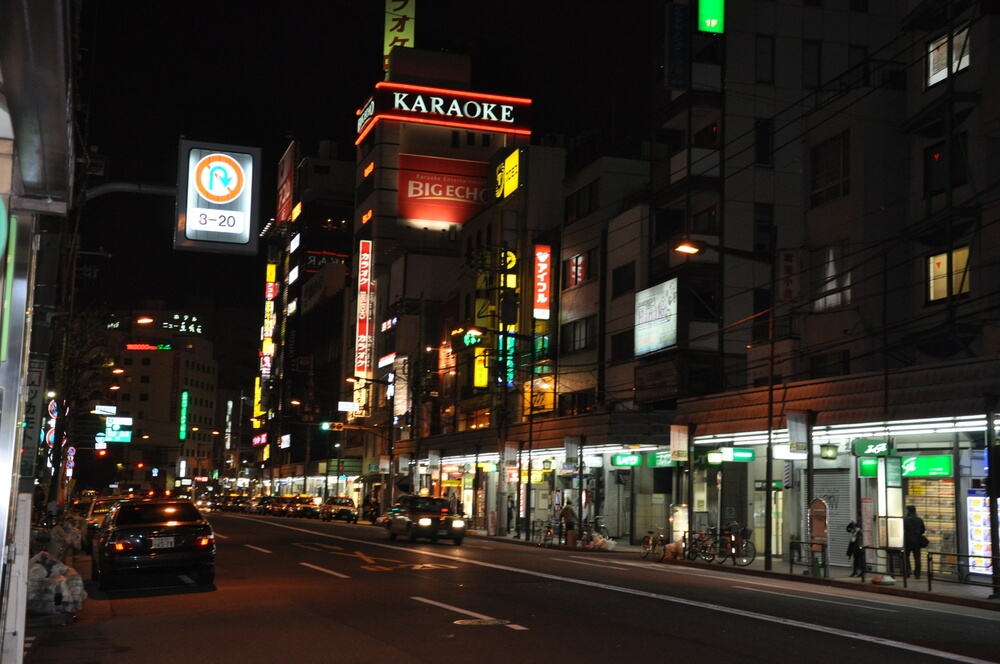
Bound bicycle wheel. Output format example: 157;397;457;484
599;526;611;540
640;534;654;558
695;539;715;562
734;540;756;566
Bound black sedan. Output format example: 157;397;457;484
91;498;216;590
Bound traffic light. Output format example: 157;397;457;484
96;449;107;457
136;461;145;469
321;422;331;431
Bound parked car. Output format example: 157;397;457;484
288;496;320;519
83;496;131;553
386;495;465;545
271;495;297;517
246;495;275;514
319;497;359;523
91;498;216;590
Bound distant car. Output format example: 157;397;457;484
319;497;359;523
386;495;465;545
91;498;216;590
271;495;297;517
288;496;320;519
83;496;131;553
247;496;275;514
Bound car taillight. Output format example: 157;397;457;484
196;533;215;547
112;535;134;552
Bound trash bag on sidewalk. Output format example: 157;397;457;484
27;551;87;615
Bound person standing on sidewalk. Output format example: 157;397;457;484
846;518;864;576
904;505;926;579
560;499;578;547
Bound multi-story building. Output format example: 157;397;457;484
669;0;1000;577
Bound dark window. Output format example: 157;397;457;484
923;134;968;196
754;204;774;254
754;119;773;166
141;358;151;366
809;351;851;379
140;375;150;384
451;131;460;148
847;45;869;86
752;288;770;343
611;262;636;298
560;316;597;353
565;180;600;225
481;134;491;148
692;206;718;234
653;208;684;246
693;123;719;148
139;393;149;401
610;331;634;363
809;132;850;208
803;40;822;89
558;390;596;416
850;0;868;10
690;279;718;322
756;35;775;84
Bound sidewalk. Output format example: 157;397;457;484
471;528;1000;612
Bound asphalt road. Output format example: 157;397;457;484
23;513;1000;663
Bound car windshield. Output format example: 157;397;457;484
114;502;203;525
412;498;450;512
91;501;120;515
331;498;353;506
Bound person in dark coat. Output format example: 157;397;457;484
903;505;926;579
846;519;864;577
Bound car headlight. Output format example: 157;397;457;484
418;517;433;527
453;519;466;529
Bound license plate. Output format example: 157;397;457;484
152;536;175;549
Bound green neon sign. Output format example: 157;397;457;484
611;453;642;467
857;457;879;477
902;455;953;477
647;451;677;468
178;390;189;441
698;0;725;34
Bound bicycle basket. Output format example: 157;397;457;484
741;527;752;540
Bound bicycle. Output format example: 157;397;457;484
580;515;612;546
534;519;554;548
640;525;667;559
688;523;755;566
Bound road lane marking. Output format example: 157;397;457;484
244;544;272;553
300;562;350;578
213;532;228;539
412;596;527;630
734;585;897;611
228;516;994;662
294;543;323;551
563;557;630;571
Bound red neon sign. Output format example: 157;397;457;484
355;240;374;377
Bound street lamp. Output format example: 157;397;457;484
675;233;777;570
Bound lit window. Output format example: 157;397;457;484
928;246;970;301
927;24;970;87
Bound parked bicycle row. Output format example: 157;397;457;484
639;522;756;566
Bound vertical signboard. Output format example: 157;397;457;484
533;245;551;320
384;0;416;69
275;141;296;224
355;240;374;379
175;140;261;255
634;278;678;355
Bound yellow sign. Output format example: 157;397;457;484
383;0;416;70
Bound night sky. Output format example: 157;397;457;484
74;2;655;312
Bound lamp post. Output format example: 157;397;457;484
675;234;777;570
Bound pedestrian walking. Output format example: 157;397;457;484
903;505;926;579
560;499;578;547
846;518;864;576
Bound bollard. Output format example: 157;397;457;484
812;553;821;578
